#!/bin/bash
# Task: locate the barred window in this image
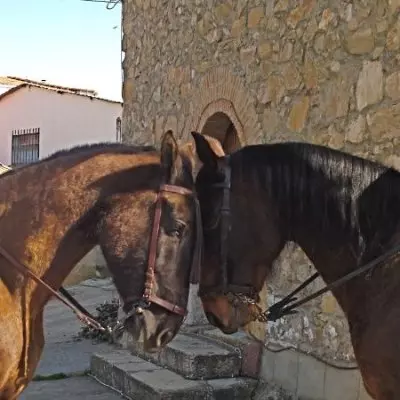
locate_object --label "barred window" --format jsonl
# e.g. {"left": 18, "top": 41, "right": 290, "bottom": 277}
{"left": 116, "top": 117, "right": 122, "bottom": 142}
{"left": 11, "top": 128, "right": 40, "bottom": 166}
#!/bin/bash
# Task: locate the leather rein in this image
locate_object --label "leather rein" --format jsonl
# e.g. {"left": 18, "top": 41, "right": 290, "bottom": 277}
{"left": 199, "top": 155, "right": 400, "bottom": 323}
{"left": 0, "top": 183, "right": 198, "bottom": 334}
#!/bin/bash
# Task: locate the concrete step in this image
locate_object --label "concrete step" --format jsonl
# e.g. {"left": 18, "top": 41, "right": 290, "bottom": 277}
{"left": 90, "top": 349, "right": 257, "bottom": 400}
{"left": 128, "top": 333, "right": 241, "bottom": 380}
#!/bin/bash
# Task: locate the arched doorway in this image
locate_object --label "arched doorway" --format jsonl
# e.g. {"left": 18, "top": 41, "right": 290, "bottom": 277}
{"left": 200, "top": 112, "right": 242, "bottom": 154}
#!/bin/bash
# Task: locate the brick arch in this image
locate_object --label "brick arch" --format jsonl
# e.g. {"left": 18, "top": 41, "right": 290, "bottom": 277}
{"left": 182, "top": 67, "right": 267, "bottom": 343}
{"left": 197, "top": 100, "right": 243, "bottom": 153}
{"left": 183, "top": 67, "right": 261, "bottom": 146}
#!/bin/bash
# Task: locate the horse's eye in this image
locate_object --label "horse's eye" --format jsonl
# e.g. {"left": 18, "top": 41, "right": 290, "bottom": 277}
{"left": 169, "top": 221, "right": 186, "bottom": 238}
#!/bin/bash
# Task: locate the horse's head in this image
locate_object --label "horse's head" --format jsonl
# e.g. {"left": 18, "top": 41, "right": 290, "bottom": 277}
{"left": 192, "top": 132, "right": 284, "bottom": 334}
{"left": 98, "top": 131, "right": 199, "bottom": 352}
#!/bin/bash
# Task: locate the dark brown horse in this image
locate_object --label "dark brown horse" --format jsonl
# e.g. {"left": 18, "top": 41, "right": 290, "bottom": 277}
{"left": 0, "top": 131, "right": 201, "bottom": 399}
{"left": 192, "top": 132, "right": 400, "bottom": 400}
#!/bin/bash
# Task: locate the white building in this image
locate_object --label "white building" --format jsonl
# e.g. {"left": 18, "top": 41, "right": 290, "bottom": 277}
{"left": 0, "top": 76, "right": 122, "bottom": 166}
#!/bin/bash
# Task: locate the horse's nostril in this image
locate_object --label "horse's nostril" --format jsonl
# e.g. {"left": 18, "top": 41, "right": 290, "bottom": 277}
{"left": 156, "top": 329, "right": 173, "bottom": 348}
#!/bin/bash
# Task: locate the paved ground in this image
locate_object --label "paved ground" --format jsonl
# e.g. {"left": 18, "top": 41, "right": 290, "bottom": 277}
{"left": 19, "top": 377, "right": 124, "bottom": 400}
{"left": 19, "top": 278, "right": 125, "bottom": 399}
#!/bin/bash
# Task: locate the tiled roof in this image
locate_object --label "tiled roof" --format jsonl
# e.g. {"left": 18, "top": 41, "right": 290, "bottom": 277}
{"left": 0, "top": 76, "right": 98, "bottom": 96}
{"left": 0, "top": 76, "right": 122, "bottom": 104}
{"left": 0, "top": 77, "right": 22, "bottom": 86}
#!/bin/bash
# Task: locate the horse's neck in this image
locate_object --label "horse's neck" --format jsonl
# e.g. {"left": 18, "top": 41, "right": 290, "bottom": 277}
{"left": 268, "top": 155, "right": 400, "bottom": 314}
{"left": 38, "top": 222, "right": 97, "bottom": 286}
{"left": 0, "top": 172, "right": 99, "bottom": 300}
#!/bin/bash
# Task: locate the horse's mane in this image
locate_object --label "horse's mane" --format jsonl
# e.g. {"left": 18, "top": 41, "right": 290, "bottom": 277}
{"left": 236, "top": 142, "right": 400, "bottom": 249}
{"left": 44, "top": 142, "right": 156, "bottom": 160}
{"left": 0, "top": 142, "right": 157, "bottom": 179}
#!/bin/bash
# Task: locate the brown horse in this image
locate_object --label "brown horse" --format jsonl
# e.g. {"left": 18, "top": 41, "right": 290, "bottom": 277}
{"left": 0, "top": 131, "right": 200, "bottom": 399}
{"left": 192, "top": 132, "right": 400, "bottom": 400}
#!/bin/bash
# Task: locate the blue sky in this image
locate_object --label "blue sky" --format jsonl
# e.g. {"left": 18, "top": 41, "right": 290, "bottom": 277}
{"left": 0, "top": 0, "right": 122, "bottom": 101}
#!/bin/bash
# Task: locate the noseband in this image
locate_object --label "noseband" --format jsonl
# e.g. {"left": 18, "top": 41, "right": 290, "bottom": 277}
{"left": 198, "top": 156, "right": 259, "bottom": 305}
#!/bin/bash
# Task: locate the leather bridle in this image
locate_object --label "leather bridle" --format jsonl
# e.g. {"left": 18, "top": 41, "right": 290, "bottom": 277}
{"left": 197, "top": 155, "right": 400, "bottom": 324}
{"left": 125, "top": 183, "right": 195, "bottom": 317}
{"left": 198, "top": 155, "right": 259, "bottom": 304}
{"left": 0, "top": 182, "right": 200, "bottom": 333}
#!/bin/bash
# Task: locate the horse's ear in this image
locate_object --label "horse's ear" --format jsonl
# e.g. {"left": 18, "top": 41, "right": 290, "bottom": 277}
{"left": 179, "top": 142, "right": 196, "bottom": 174}
{"left": 160, "top": 130, "right": 179, "bottom": 181}
{"left": 191, "top": 131, "right": 219, "bottom": 170}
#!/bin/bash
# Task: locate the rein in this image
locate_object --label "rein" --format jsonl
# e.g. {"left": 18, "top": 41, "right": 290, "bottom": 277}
{"left": 0, "top": 183, "right": 199, "bottom": 335}
{"left": 261, "top": 242, "right": 400, "bottom": 322}
{"left": 203, "top": 154, "right": 400, "bottom": 323}
{"left": 0, "top": 244, "right": 109, "bottom": 332}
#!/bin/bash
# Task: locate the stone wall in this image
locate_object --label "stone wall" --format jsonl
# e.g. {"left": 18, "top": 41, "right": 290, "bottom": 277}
{"left": 122, "top": 0, "right": 400, "bottom": 366}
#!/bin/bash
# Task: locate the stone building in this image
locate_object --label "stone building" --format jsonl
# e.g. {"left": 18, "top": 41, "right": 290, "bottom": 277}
{"left": 121, "top": 0, "right": 400, "bottom": 398}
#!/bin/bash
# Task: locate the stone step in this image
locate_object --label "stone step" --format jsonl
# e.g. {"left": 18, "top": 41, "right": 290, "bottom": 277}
{"left": 128, "top": 333, "right": 241, "bottom": 380}
{"left": 90, "top": 349, "right": 257, "bottom": 400}
{"left": 201, "top": 329, "right": 263, "bottom": 379}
